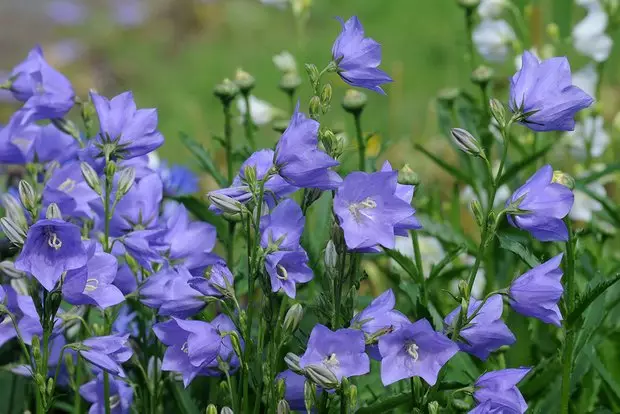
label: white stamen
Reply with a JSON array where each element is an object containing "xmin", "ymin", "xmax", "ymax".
[
  {"xmin": 348, "ymin": 197, "xmax": 377, "ymax": 222},
  {"xmin": 109, "ymin": 395, "xmax": 121, "ymax": 409},
  {"xmin": 58, "ymin": 178, "xmax": 76, "ymax": 193},
  {"xmin": 181, "ymin": 342, "xmax": 189, "ymax": 354},
  {"xmin": 323, "ymin": 353, "xmax": 339, "ymax": 368},
  {"xmin": 276, "ymin": 264, "xmax": 288, "ymax": 280},
  {"xmin": 406, "ymin": 342, "xmax": 419, "ymax": 361},
  {"xmin": 84, "ymin": 278, "xmax": 99, "ymax": 292},
  {"xmin": 47, "ymin": 232, "xmax": 62, "ymax": 250}
]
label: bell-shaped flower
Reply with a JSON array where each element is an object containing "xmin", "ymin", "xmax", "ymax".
[
  {"xmin": 472, "ymin": 368, "xmax": 531, "ymax": 413},
  {"xmin": 79, "ymin": 334, "xmax": 133, "ymax": 377}
]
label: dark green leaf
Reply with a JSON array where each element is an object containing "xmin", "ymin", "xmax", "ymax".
[
  {"xmin": 498, "ymin": 142, "xmax": 555, "ymax": 186},
  {"xmin": 179, "ymin": 132, "xmax": 227, "ymax": 187},
  {"xmin": 384, "ymin": 248, "xmax": 420, "ymax": 283},
  {"xmin": 521, "ymin": 356, "xmax": 561, "ymax": 400},
  {"xmin": 174, "ymin": 195, "xmax": 229, "ymax": 246},
  {"xmin": 497, "ymin": 232, "xmax": 540, "ymax": 268},
  {"xmin": 169, "ymin": 380, "xmax": 201, "ymax": 414},
  {"xmin": 587, "ymin": 347, "xmax": 620, "ymax": 405},
  {"xmin": 428, "ymin": 244, "xmax": 467, "ymax": 280},
  {"xmin": 568, "ymin": 273, "xmax": 620, "ymax": 326},
  {"xmin": 414, "ymin": 144, "xmax": 475, "ymax": 187}
]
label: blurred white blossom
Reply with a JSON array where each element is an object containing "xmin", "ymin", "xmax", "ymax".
[
  {"xmin": 564, "ymin": 115, "xmax": 609, "ymax": 160},
  {"xmin": 478, "ymin": 0, "xmax": 507, "ymax": 19},
  {"xmin": 570, "ymin": 181, "xmax": 605, "ymax": 222},
  {"xmin": 573, "ymin": 4, "xmax": 613, "ymax": 62},
  {"xmin": 473, "ymin": 20, "xmax": 516, "ymax": 63},
  {"xmin": 393, "ymin": 235, "xmax": 444, "ymax": 278},
  {"xmin": 237, "ymin": 96, "xmax": 276, "ymax": 126},
  {"xmin": 573, "ymin": 63, "xmax": 599, "ymax": 98},
  {"xmin": 273, "ymin": 51, "xmax": 297, "ymax": 73},
  {"xmin": 261, "ymin": 0, "xmax": 289, "ymax": 9}
]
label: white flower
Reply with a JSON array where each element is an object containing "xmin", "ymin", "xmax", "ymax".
[
  {"xmin": 236, "ymin": 95, "xmax": 276, "ymax": 126},
  {"xmin": 573, "ymin": 5, "xmax": 613, "ymax": 62},
  {"xmin": 261, "ymin": 0, "xmax": 289, "ymax": 9},
  {"xmin": 573, "ymin": 63, "xmax": 599, "ymax": 98},
  {"xmin": 570, "ymin": 181, "xmax": 605, "ymax": 222},
  {"xmin": 392, "ymin": 235, "xmax": 444, "ymax": 278},
  {"xmin": 564, "ymin": 115, "xmax": 610, "ymax": 160},
  {"xmin": 273, "ymin": 51, "xmax": 297, "ymax": 74},
  {"xmin": 473, "ymin": 19, "xmax": 516, "ymax": 63},
  {"xmin": 478, "ymin": 0, "xmax": 507, "ymax": 19}
]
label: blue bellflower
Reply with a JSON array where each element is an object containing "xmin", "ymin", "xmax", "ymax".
[
  {"xmin": 0, "ymin": 285, "xmax": 42, "ymax": 347},
  {"xmin": 506, "ymin": 165, "xmax": 574, "ymax": 241},
  {"xmin": 510, "ymin": 51, "xmax": 593, "ymax": 131},
  {"xmin": 275, "ymin": 104, "xmax": 342, "ymax": 190},
  {"xmin": 15, "ymin": 218, "xmax": 88, "ymax": 291},
  {"xmin": 380, "ymin": 161, "xmax": 421, "ymax": 235},
  {"xmin": 80, "ymin": 334, "xmax": 133, "ymax": 377},
  {"xmin": 139, "ymin": 266, "xmax": 205, "ymax": 318},
  {"xmin": 159, "ymin": 163, "xmax": 199, "ymax": 196},
  {"xmin": 378, "ymin": 319, "xmax": 458, "ymax": 386},
  {"xmin": 472, "ymin": 368, "xmax": 531, "ymax": 413},
  {"xmin": 299, "ymin": 324, "xmax": 369, "ymax": 382},
  {"xmin": 332, "ymin": 16, "xmax": 393, "ymax": 94},
  {"xmin": 202, "ymin": 314, "xmax": 244, "ymax": 376},
  {"xmin": 188, "ymin": 262, "xmax": 234, "ymax": 298},
  {"xmin": 0, "ymin": 117, "xmax": 36, "ymax": 164},
  {"xmin": 509, "ymin": 254, "xmax": 564, "ymax": 326},
  {"xmin": 444, "ymin": 295, "xmax": 515, "ymax": 360},
  {"xmin": 334, "ymin": 170, "xmax": 415, "ymax": 251},
  {"xmin": 44, "ymin": 162, "xmax": 98, "ymax": 219},
  {"xmin": 80, "ymin": 373, "xmax": 133, "ymax": 414}
]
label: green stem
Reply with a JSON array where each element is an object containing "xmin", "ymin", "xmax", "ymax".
[
  {"xmin": 410, "ymin": 377, "xmax": 415, "ymax": 408},
  {"xmin": 353, "ymin": 112, "xmax": 366, "ymax": 172},
  {"xmin": 463, "ymin": 7, "xmax": 476, "ymax": 72},
  {"xmin": 73, "ymin": 356, "xmax": 83, "ymax": 414},
  {"xmin": 411, "ymin": 232, "xmax": 428, "ymax": 308},
  {"xmin": 333, "ymin": 252, "xmax": 347, "ymax": 329},
  {"xmin": 103, "ymin": 371, "xmax": 111, "ymax": 414},
  {"xmin": 8, "ymin": 373, "xmax": 16, "ymax": 414},
  {"xmin": 242, "ymin": 92, "xmax": 256, "ymax": 150},
  {"xmin": 224, "ymin": 102, "xmax": 234, "ymax": 186},
  {"xmin": 560, "ymin": 219, "xmax": 576, "ymax": 414}
]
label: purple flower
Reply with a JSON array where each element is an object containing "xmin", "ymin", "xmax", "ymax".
[
  {"xmin": 188, "ymin": 262, "xmax": 233, "ymax": 297},
  {"xmin": 351, "ymin": 289, "xmax": 409, "ymax": 359},
  {"xmin": 90, "ymin": 91, "xmax": 163, "ymax": 160},
  {"xmin": 334, "ymin": 170, "xmax": 415, "ymax": 251},
  {"xmin": 62, "ymin": 241, "xmax": 124, "ymax": 309},
  {"xmin": 0, "ymin": 117, "xmax": 36, "ymax": 164},
  {"xmin": 9, "ymin": 46, "xmax": 75, "ymax": 123},
  {"xmin": 299, "ymin": 324, "xmax": 369, "ymax": 381},
  {"xmin": 274, "ymin": 104, "xmax": 342, "ymax": 190},
  {"xmin": 202, "ymin": 314, "xmax": 243, "ymax": 376},
  {"xmin": 118, "ymin": 229, "xmax": 166, "ymax": 272},
  {"xmin": 159, "ymin": 163, "xmax": 199, "ymax": 196},
  {"xmin": 378, "ymin": 319, "xmax": 458, "ymax": 386},
  {"xmin": 44, "ymin": 162, "xmax": 98, "ymax": 219},
  {"xmin": 80, "ymin": 373, "xmax": 133, "ymax": 414},
  {"xmin": 209, "ymin": 149, "xmax": 297, "ymax": 213},
  {"xmin": 113, "ymin": 264, "xmax": 138, "ymax": 296},
  {"xmin": 34, "ymin": 123, "xmax": 79, "ymax": 164},
  {"xmin": 153, "ymin": 318, "xmax": 222, "ymax": 387},
  {"xmin": 506, "ymin": 165, "xmax": 574, "ymax": 242},
  {"xmin": 509, "ymin": 254, "xmax": 564, "ymax": 326},
  {"xmin": 15, "ymin": 218, "xmax": 88, "ymax": 291},
  {"xmin": 0, "ymin": 285, "xmax": 42, "ymax": 347},
  {"xmin": 47, "ymin": 1, "xmax": 88, "ymax": 26},
  {"xmin": 265, "ymin": 251, "xmax": 313, "ymax": 298},
  {"xmin": 444, "ymin": 295, "xmax": 515, "ymax": 360},
  {"xmin": 380, "ymin": 161, "xmax": 421, "ymax": 235},
  {"xmin": 139, "ymin": 266, "xmax": 204, "ymax": 318},
  {"xmin": 332, "ymin": 16, "xmax": 393, "ymax": 94},
  {"xmin": 80, "ymin": 334, "xmax": 133, "ymax": 377},
  {"xmin": 163, "ymin": 203, "xmax": 218, "ymax": 266},
  {"xmin": 112, "ymin": 305, "xmax": 139, "ymax": 337},
  {"xmin": 510, "ymin": 51, "xmax": 593, "ymax": 131},
  {"xmin": 472, "ymin": 368, "xmax": 531, "ymax": 413}
]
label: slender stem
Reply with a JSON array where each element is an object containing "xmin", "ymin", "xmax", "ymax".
[
  {"xmin": 103, "ymin": 371, "xmax": 111, "ymax": 414},
  {"xmin": 340, "ymin": 388, "xmax": 348, "ymax": 414},
  {"xmin": 73, "ymin": 356, "xmax": 83, "ymax": 414},
  {"xmin": 463, "ymin": 7, "xmax": 476, "ymax": 72},
  {"xmin": 227, "ymin": 222, "xmax": 236, "ymax": 268},
  {"xmin": 224, "ymin": 102, "xmax": 234, "ymax": 186},
  {"xmin": 410, "ymin": 377, "xmax": 415, "ymax": 408},
  {"xmin": 333, "ymin": 251, "xmax": 347, "ymax": 329},
  {"xmin": 287, "ymin": 91, "xmax": 296, "ymax": 115},
  {"xmin": 560, "ymin": 220, "xmax": 576, "ymax": 414},
  {"xmin": 225, "ymin": 370, "xmax": 238, "ymax": 413},
  {"xmin": 353, "ymin": 112, "xmax": 366, "ymax": 172},
  {"xmin": 242, "ymin": 93, "xmax": 256, "ymax": 150},
  {"xmin": 411, "ymin": 232, "xmax": 427, "ymax": 307}
]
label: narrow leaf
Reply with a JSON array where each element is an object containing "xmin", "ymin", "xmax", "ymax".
[
  {"xmin": 568, "ymin": 273, "xmax": 620, "ymax": 326},
  {"xmin": 417, "ymin": 214, "xmax": 477, "ymax": 254},
  {"xmin": 169, "ymin": 381, "xmax": 201, "ymax": 414},
  {"xmin": 586, "ymin": 347, "xmax": 620, "ymax": 404},
  {"xmin": 498, "ymin": 142, "xmax": 554, "ymax": 186},
  {"xmin": 428, "ymin": 244, "xmax": 467, "ymax": 280},
  {"xmin": 179, "ymin": 132, "xmax": 228, "ymax": 187},
  {"xmin": 384, "ymin": 248, "xmax": 420, "ymax": 283},
  {"xmin": 414, "ymin": 144, "xmax": 475, "ymax": 187},
  {"xmin": 498, "ymin": 233, "xmax": 540, "ymax": 268}
]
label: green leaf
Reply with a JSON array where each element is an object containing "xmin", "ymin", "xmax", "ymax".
[
  {"xmin": 174, "ymin": 195, "xmax": 229, "ymax": 246},
  {"xmin": 498, "ymin": 142, "xmax": 555, "ymax": 186},
  {"xmin": 428, "ymin": 244, "xmax": 467, "ymax": 280},
  {"xmin": 417, "ymin": 214, "xmax": 477, "ymax": 254},
  {"xmin": 384, "ymin": 248, "xmax": 420, "ymax": 283},
  {"xmin": 521, "ymin": 355, "xmax": 561, "ymax": 400},
  {"xmin": 414, "ymin": 144, "xmax": 476, "ymax": 187},
  {"xmin": 568, "ymin": 273, "xmax": 620, "ymax": 326},
  {"xmin": 587, "ymin": 347, "xmax": 620, "ymax": 405},
  {"xmin": 179, "ymin": 132, "xmax": 227, "ymax": 187},
  {"xmin": 169, "ymin": 381, "xmax": 201, "ymax": 414},
  {"xmin": 497, "ymin": 232, "xmax": 541, "ymax": 268}
]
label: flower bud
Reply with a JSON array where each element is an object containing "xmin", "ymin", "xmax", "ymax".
[
  {"xmin": 324, "ymin": 240, "xmax": 338, "ymax": 270},
  {"xmin": 220, "ymin": 407, "xmax": 233, "ymax": 414},
  {"xmin": 51, "ymin": 118, "xmax": 80, "ymax": 140},
  {"xmin": 471, "ymin": 65, "xmax": 494, "ymax": 86},
  {"xmin": 437, "ymin": 88, "xmax": 460, "ymax": 106},
  {"xmin": 1, "ymin": 194, "xmax": 27, "ymax": 229},
  {"xmin": 546, "ymin": 23, "xmax": 560, "ymax": 42},
  {"xmin": 489, "ymin": 98, "xmax": 506, "ymax": 128},
  {"xmin": 276, "ymin": 400, "xmax": 290, "ymax": 414},
  {"xmin": 397, "ymin": 164, "xmax": 420, "ymax": 186},
  {"xmin": 276, "ymin": 378, "xmax": 286, "ymax": 401},
  {"xmin": 208, "ymin": 193, "xmax": 246, "ymax": 215},
  {"xmin": 80, "ymin": 99, "xmax": 97, "ymax": 137},
  {"xmin": 206, "ymin": 404, "xmax": 218, "ymax": 414},
  {"xmin": 304, "ymin": 380, "xmax": 316, "ymax": 413},
  {"xmin": 451, "ymin": 128, "xmax": 484, "ymax": 158},
  {"xmin": 18, "ymin": 180, "xmax": 37, "ymax": 213},
  {"xmin": 279, "ymin": 72, "xmax": 302, "ymax": 93},
  {"xmin": 104, "ymin": 160, "xmax": 116, "ymax": 180},
  {"xmin": 458, "ymin": 280, "xmax": 468, "ymax": 300},
  {"xmin": 309, "ymin": 95, "xmax": 321, "ymax": 119},
  {"xmin": 320, "ymin": 83, "xmax": 333, "ymax": 108},
  {"xmin": 552, "ymin": 171, "xmax": 575, "ymax": 190},
  {"xmin": 305, "ymin": 64, "xmax": 320, "ymax": 89},
  {"xmin": 31, "ymin": 336, "xmax": 42, "ymax": 367},
  {"xmin": 470, "ymin": 200, "xmax": 484, "ymax": 228},
  {"xmin": 243, "ymin": 165, "xmax": 257, "ymax": 187},
  {"xmin": 348, "ymin": 384, "xmax": 358, "ymax": 409},
  {"xmin": 0, "ymin": 217, "xmax": 26, "ymax": 245},
  {"xmin": 44, "ymin": 161, "xmax": 60, "ymax": 183},
  {"xmin": 228, "ymin": 331, "xmax": 244, "ymax": 359},
  {"xmin": 46, "ymin": 203, "xmax": 62, "ymax": 220},
  {"xmin": 342, "ymin": 89, "xmax": 367, "ymax": 114},
  {"xmin": 284, "ymin": 352, "xmax": 303, "ymax": 374},
  {"xmin": 273, "ymin": 51, "xmax": 297, "ymax": 74},
  {"xmin": 116, "ymin": 167, "xmax": 136, "ymax": 200},
  {"xmin": 428, "ymin": 401, "xmax": 440, "ymax": 414},
  {"xmin": 80, "ymin": 162, "xmax": 102, "ymax": 195},
  {"xmin": 46, "ymin": 377, "xmax": 55, "ymax": 397},
  {"xmin": 148, "ymin": 356, "xmax": 162, "ymax": 378},
  {"xmin": 214, "ymin": 79, "xmax": 239, "ymax": 105},
  {"xmin": 0, "ymin": 261, "xmax": 25, "ymax": 279},
  {"xmin": 235, "ymin": 68, "xmax": 255, "ymax": 94},
  {"xmin": 304, "ymin": 364, "xmax": 339, "ymax": 389},
  {"xmin": 283, "ymin": 303, "xmax": 303, "ymax": 335},
  {"xmin": 36, "ymin": 373, "xmax": 46, "ymax": 397}
]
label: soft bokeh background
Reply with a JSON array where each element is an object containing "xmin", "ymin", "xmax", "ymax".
[{"xmin": 4, "ymin": 0, "xmax": 619, "ymax": 172}]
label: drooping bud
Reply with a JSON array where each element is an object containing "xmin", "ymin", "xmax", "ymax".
[
  {"xmin": 80, "ymin": 162, "xmax": 102, "ymax": 195},
  {"xmin": 284, "ymin": 352, "xmax": 303, "ymax": 374},
  {"xmin": 206, "ymin": 404, "xmax": 218, "ymax": 414},
  {"xmin": 552, "ymin": 171, "xmax": 575, "ymax": 190},
  {"xmin": 471, "ymin": 65, "xmax": 494, "ymax": 87},
  {"xmin": 342, "ymin": 89, "xmax": 367, "ymax": 114},
  {"xmin": 18, "ymin": 180, "xmax": 37, "ymax": 213},
  {"xmin": 397, "ymin": 164, "xmax": 420, "ymax": 186},
  {"xmin": 304, "ymin": 364, "xmax": 339, "ymax": 389},
  {"xmin": 276, "ymin": 400, "xmax": 290, "ymax": 414},
  {"xmin": 46, "ymin": 203, "xmax": 62, "ymax": 220},
  {"xmin": 116, "ymin": 167, "xmax": 136, "ymax": 201},
  {"xmin": 309, "ymin": 95, "xmax": 321, "ymax": 119},
  {"xmin": 235, "ymin": 68, "xmax": 255, "ymax": 94},
  {"xmin": 451, "ymin": 128, "xmax": 484, "ymax": 158},
  {"xmin": 1, "ymin": 194, "xmax": 27, "ymax": 229},
  {"xmin": 282, "ymin": 303, "xmax": 303, "ymax": 335},
  {"xmin": 0, "ymin": 217, "xmax": 27, "ymax": 245},
  {"xmin": 214, "ymin": 79, "xmax": 240, "ymax": 105},
  {"xmin": 51, "ymin": 118, "xmax": 81, "ymax": 140},
  {"xmin": 489, "ymin": 98, "xmax": 506, "ymax": 128},
  {"xmin": 304, "ymin": 380, "xmax": 316, "ymax": 413},
  {"xmin": 207, "ymin": 193, "xmax": 246, "ymax": 215}
]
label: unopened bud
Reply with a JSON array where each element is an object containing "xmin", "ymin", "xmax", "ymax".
[
  {"xmin": 46, "ymin": 377, "xmax": 54, "ymax": 397},
  {"xmin": 80, "ymin": 162, "xmax": 102, "ymax": 195},
  {"xmin": 273, "ymin": 51, "xmax": 297, "ymax": 74},
  {"xmin": 489, "ymin": 98, "xmax": 506, "ymax": 128},
  {"xmin": 18, "ymin": 180, "xmax": 37, "ymax": 212},
  {"xmin": 0, "ymin": 261, "xmax": 25, "ymax": 279},
  {"xmin": 552, "ymin": 171, "xmax": 575, "ymax": 190},
  {"xmin": 51, "ymin": 118, "xmax": 80, "ymax": 140},
  {"xmin": 309, "ymin": 96, "xmax": 321, "ymax": 119},
  {"xmin": 324, "ymin": 240, "xmax": 338, "ymax": 270},
  {"xmin": 471, "ymin": 65, "xmax": 494, "ymax": 86},
  {"xmin": 546, "ymin": 23, "xmax": 560, "ymax": 42},
  {"xmin": 32, "ymin": 336, "xmax": 42, "ymax": 366},
  {"xmin": 305, "ymin": 64, "xmax": 320, "ymax": 89},
  {"xmin": 276, "ymin": 400, "xmax": 290, "ymax": 414},
  {"xmin": 304, "ymin": 380, "xmax": 316, "ymax": 413},
  {"xmin": 451, "ymin": 128, "xmax": 484, "ymax": 158},
  {"xmin": 0, "ymin": 217, "xmax": 26, "ymax": 245},
  {"xmin": 320, "ymin": 84, "xmax": 333, "ymax": 107},
  {"xmin": 116, "ymin": 167, "xmax": 136, "ymax": 200},
  {"xmin": 279, "ymin": 72, "xmax": 302, "ymax": 93},
  {"xmin": 457, "ymin": 0, "xmax": 480, "ymax": 9},
  {"xmin": 220, "ymin": 407, "xmax": 233, "ymax": 414},
  {"xmin": 35, "ymin": 373, "xmax": 46, "ymax": 397},
  {"xmin": 243, "ymin": 165, "xmax": 257, "ymax": 186},
  {"xmin": 80, "ymin": 99, "xmax": 97, "ymax": 137},
  {"xmin": 342, "ymin": 89, "xmax": 367, "ymax": 114},
  {"xmin": 214, "ymin": 79, "xmax": 239, "ymax": 105},
  {"xmin": 458, "ymin": 280, "xmax": 468, "ymax": 300},
  {"xmin": 283, "ymin": 303, "xmax": 303, "ymax": 335},
  {"xmin": 235, "ymin": 68, "xmax": 255, "ymax": 94},
  {"xmin": 470, "ymin": 200, "xmax": 484, "ymax": 228},
  {"xmin": 397, "ymin": 164, "xmax": 420, "ymax": 186},
  {"xmin": 428, "ymin": 401, "xmax": 440, "ymax": 414},
  {"xmin": 1, "ymin": 194, "xmax": 27, "ymax": 229},
  {"xmin": 284, "ymin": 352, "xmax": 303, "ymax": 374},
  {"xmin": 276, "ymin": 378, "xmax": 286, "ymax": 401},
  {"xmin": 208, "ymin": 193, "xmax": 245, "ymax": 215},
  {"xmin": 46, "ymin": 203, "xmax": 62, "ymax": 220},
  {"xmin": 44, "ymin": 161, "xmax": 60, "ymax": 183},
  {"xmin": 304, "ymin": 364, "xmax": 339, "ymax": 389},
  {"xmin": 228, "ymin": 331, "xmax": 243, "ymax": 359},
  {"xmin": 348, "ymin": 384, "xmax": 358, "ymax": 409},
  {"xmin": 104, "ymin": 160, "xmax": 116, "ymax": 180},
  {"xmin": 148, "ymin": 356, "xmax": 162, "ymax": 378},
  {"xmin": 206, "ymin": 404, "xmax": 218, "ymax": 414},
  {"xmin": 437, "ymin": 88, "xmax": 460, "ymax": 106}
]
